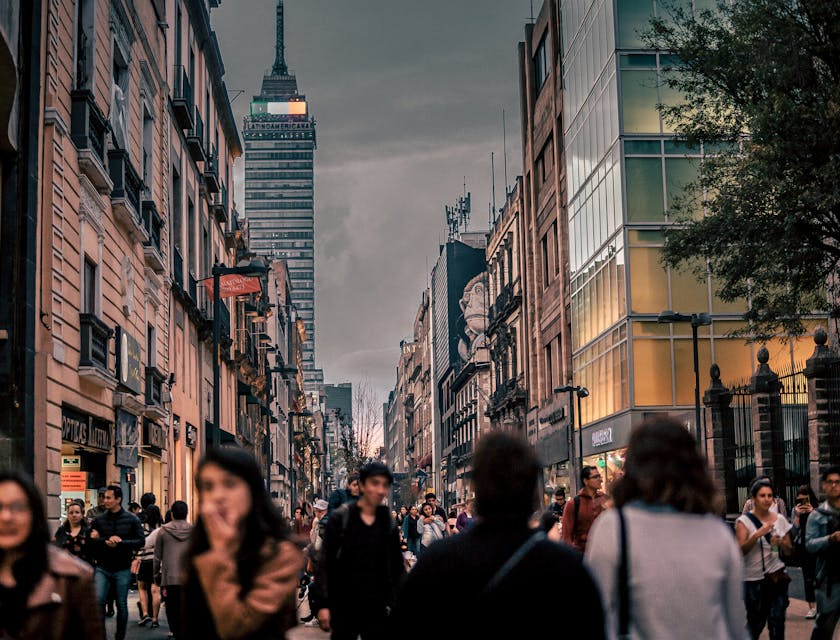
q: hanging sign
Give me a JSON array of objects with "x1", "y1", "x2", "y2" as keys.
[{"x1": 203, "y1": 273, "x2": 262, "y2": 300}]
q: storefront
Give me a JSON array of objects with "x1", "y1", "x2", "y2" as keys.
[
  {"x1": 138, "y1": 417, "x2": 167, "y2": 505},
  {"x1": 539, "y1": 426, "x2": 570, "y2": 507},
  {"x1": 580, "y1": 414, "x2": 633, "y2": 494},
  {"x1": 60, "y1": 404, "x2": 112, "y2": 516}
]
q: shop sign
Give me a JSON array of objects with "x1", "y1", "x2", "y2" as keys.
[
  {"x1": 185, "y1": 423, "x2": 197, "y2": 449},
  {"x1": 592, "y1": 427, "x2": 614, "y2": 448},
  {"x1": 115, "y1": 327, "x2": 143, "y2": 395},
  {"x1": 142, "y1": 418, "x2": 167, "y2": 453},
  {"x1": 61, "y1": 405, "x2": 112, "y2": 452},
  {"x1": 115, "y1": 409, "x2": 139, "y2": 468},
  {"x1": 61, "y1": 456, "x2": 81, "y2": 469},
  {"x1": 60, "y1": 471, "x2": 87, "y2": 492}
]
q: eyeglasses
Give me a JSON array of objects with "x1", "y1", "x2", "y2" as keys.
[
  {"x1": 0, "y1": 502, "x2": 29, "y2": 516},
  {"x1": 825, "y1": 479, "x2": 840, "y2": 486}
]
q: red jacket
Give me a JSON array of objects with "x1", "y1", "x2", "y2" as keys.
[{"x1": 560, "y1": 490, "x2": 606, "y2": 552}]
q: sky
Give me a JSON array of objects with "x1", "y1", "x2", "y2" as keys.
[{"x1": 211, "y1": 1, "x2": 534, "y2": 404}]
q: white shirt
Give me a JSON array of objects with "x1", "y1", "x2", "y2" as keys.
[{"x1": 736, "y1": 513, "x2": 791, "y2": 581}]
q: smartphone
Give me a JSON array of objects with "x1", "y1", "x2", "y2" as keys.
[{"x1": 797, "y1": 497, "x2": 810, "y2": 507}]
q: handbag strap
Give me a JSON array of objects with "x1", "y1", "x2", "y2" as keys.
[
  {"x1": 744, "y1": 512, "x2": 767, "y2": 572},
  {"x1": 481, "y1": 531, "x2": 546, "y2": 597},
  {"x1": 617, "y1": 508, "x2": 631, "y2": 639}
]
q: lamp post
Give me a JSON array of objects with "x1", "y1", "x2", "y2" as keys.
[
  {"x1": 287, "y1": 409, "x2": 311, "y2": 511},
  {"x1": 657, "y1": 310, "x2": 712, "y2": 449},
  {"x1": 553, "y1": 385, "x2": 590, "y2": 492},
  {"x1": 211, "y1": 259, "x2": 267, "y2": 449}
]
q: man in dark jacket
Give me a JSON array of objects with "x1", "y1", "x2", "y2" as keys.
[
  {"x1": 90, "y1": 484, "x2": 145, "y2": 640},
  {"x1": 390, "y1": 432, "x2": 606, "y2": 639},
  {"x1": 316, "y1": 462, "x2": 404, "y2": 639},
  {"x1": 154, "y1": 500, "x2": 193, "y2": 638},
  {"x1": 326, "y1": 472, "x2": 360, "y2": 515}
]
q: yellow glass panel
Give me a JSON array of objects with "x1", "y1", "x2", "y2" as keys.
[
  {"x1": 629, "y1": 247, "x2": 669, "y2": 313},
  {"x1": 621, "y1": 70, "x2": 661, "y2": 134},
  {"x1": 710, "y1": 277, "x2": 747, "y2": 313},
  {"x1": 673, "y1": 338, "x2": 712, "y2": 405},
  {"x1": 712, "y1": 338, "x2": 754, "y2": 386},
  {"x1": 633, "y1": 321, "x2": 670, "y2": 337},
  {"x1": 669, "y1": 268, "x2": 710, "y2": 315},
  {"x1": 713, "y1": 320, "x2": 749, "y2": 337},
  {"x1": 633, "y1": 339, "x2": 672, "y2": 405}
]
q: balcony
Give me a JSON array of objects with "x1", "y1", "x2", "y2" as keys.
[
  {"x1": 142, "y1": 201, "x2": 165, "y2": 273},
  {"x1": 70, "y1": 90, "x2": 112, "y2": 193},
  {"x1": 185, "y1": 107, "x2": 205, "y2": 163},
  {"x1": 78, "y1": 313, "x2": 116, "y2": 389},
  {"x1": 171, "y1": 65, "x2": 194, "y2": 130},
  {"x1": 108, "y1": 149, "x2": 147, "y2": 241},
  {"x1": 203, "y1": 150, "x2": 220, "y2": 194},
  {"x1": 210, "y1": 184, "x2": 228, "y2": 223},
  {"x1": 489, "y1": 281, "x2": 522, "y2": 329},
  {"x1": 172, "y1": 246, "x2": 184, "y2": 291},
  {"x1": 144, "y1": 366, "x2": 168, "y2": 420},
  {"x1": 487, "y1": 377, "x2": 527, "y2": 417}
]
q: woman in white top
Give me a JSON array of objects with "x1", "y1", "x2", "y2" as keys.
[
  {"x1": 416, "y1": 503, "x2": 445, "y2": 556},
  {"x1": 586, "y1": 416, "x2": 745, "y2": 639},
  {"x1": 736, "y1": 479, "x2": 793, "y2": 640}
]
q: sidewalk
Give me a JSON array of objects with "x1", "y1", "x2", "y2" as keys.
[
  {"x1": 104, "y1": 590, "x2": 171, "y2": 640},
  {"x1": 760, "y1": 598, "x2": 812, "y2": 639}
]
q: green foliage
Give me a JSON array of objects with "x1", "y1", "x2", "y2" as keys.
[{"x1": 647, "y1": 0, "x2": 840, "y2": 340}]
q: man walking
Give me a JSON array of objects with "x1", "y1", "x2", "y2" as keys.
[
  {"x1": 807, "y1": 466, "x2": 840, "y2": 639},
  {"x1": 549, "y1": 488, "x2": 567, "y2": 516},
  {"x1": 390, "y1": 432, "x2": 605, "y2": 638},
  {"x1": 326, "y1": 472, "x2": 360, "y2": 516},
  {"x1": 90, "y1": 484, "x2": 145, "y2": 640},
  {"x1": 561, "y1": 465, "x2": 606, "y2": 553},
  {"x1": 86, "y1": 487, "x2": 107, "y2": 522},
  {"x1": 154, "y1": 500, "x2": 193, "y2": 639},
  {"x1": 316, "y1": 461, "x2": 405, "y2": 639},
  {"x1": 455, "y1": 499, "x2": 475, "y2": 532}
]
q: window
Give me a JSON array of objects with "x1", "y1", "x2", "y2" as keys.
[
  {"x1": 625, "y1": 157, "x2": 664, "y2": 221},
  {"x1": 83, "y1": 258, "x2": 97, "y2": 314},
  {"x1": 616, "y1": 0, "x2": 654, "y2": 49},
  {"x1": 171, "y1": 167, "x2": 182, "y2": 251},
  {"x1": 142, "y1": 105, "x2": 154, "y2": 192},
  {"x1": 552, "y1": 222, "x2": 560, "y2": 276},
  {"x1": 73, "y1": 0, "x2": 95, "y2": 90},
  {"x1": 147, "y1": 322, "x2": 156, "y2": 368},
  {"x1": 541, "y1": 233, "x2": 551, "y2": 287},
  {"x1": 187, "y1": 198, "x2": 195, "y2": 274},
  {"x1": 534, "y1": 34, "x2": 550, "y2": 91},
  {"x1": 544, "y1": 343, "x2": 553, "y2": 397},
  {"x1": 111, "y1": 42, "x2": 130, "y2": 150}
]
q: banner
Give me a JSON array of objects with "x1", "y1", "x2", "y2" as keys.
[{"x1": 203, "y1": 273, "x2": 262, "y2": 300}]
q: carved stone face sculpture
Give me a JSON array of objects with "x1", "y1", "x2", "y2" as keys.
[{"x1": 458, "y1": 273, "x2": 487, "y2": 362}]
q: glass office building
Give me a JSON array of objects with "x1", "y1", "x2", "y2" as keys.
[{"x1": 560, "y1": 0, "x2": 814, "y2": 461}]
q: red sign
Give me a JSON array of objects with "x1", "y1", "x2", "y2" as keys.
[
  {"x1": 61, "y1": 471, "x2": 87, "y2": 492},
  {"x1": 203, "y1": 273, "x2": 262, "y2": 300}
]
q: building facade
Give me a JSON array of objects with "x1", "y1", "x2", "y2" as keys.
[
  {"x1": 243, "y1": 1, "x2": 322, "y2": 392},
  {"x1": 324, "y1": 382, "x2": 352, "y2": 492}
]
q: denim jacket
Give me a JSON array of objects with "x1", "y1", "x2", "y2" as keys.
[{"x1": 805, "y1": 500, "x2": 840, "y2": 585}]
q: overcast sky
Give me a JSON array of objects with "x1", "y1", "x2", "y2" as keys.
[{"x1": 211, "y1": 1, "x2": 533, "y2": 404}]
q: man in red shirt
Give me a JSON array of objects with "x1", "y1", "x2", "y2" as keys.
[{"x1": 561, "y1": 465, "x2": 606, "y2": 553}]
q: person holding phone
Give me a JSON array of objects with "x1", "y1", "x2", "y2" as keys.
[{"x1": 791, "y1": 485, "x2": 819, "y2": 619}]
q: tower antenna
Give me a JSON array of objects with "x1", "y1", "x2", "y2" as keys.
[
  {"x1": 502, "y1": 109, "x2": 509, "y2": 198},
  {"x1": 491, "y1": 152, "x2": 497, "y2": 223},
  {"x1": 445, "y1": 185, "x2": 471, "y2": 241}
]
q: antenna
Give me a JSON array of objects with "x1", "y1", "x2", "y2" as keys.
[
  {"x1": 502, "y1": 109, "x2": 509, "y2": 198},
  {"x1": 444, "y1": 186, "x2": 471, "y2": 241},
  {"x1": 530, "y1": 0, "x2": 534, "y2": 23},
  {"x1": 491, "y1": 152, "x2": 497, "y2": 223}
]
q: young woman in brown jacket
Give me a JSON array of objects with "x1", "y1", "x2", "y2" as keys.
[
  {"x1": 0, "y1": 470, "x2": 103, "y2": 640},
  {"x1": 181, "y1": 447, "x2": 304, "y2": 640}
]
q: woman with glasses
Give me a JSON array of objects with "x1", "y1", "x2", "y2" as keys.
[{"x1": 0, "y1": 470, "x2": 103, "y2": 639}]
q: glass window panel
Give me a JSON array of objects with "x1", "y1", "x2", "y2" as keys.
[
  {"x1": 633, "y1": 339, "x2": 673, "y2": 405},
  {"x1": 713, "y1": 320, "x2": 750, "y2": 337},
  {"x1": 625, "y1": 157, "x2": 664, "y2": 221},
  {"x1": 633, "y1": 321, "x2": 670, "y2": 337},
  {"x1": 620, "y1": 54, "x2": 657, "y2": 68},
  {"x1": 627, "y1": 229, "x2": 664, "y2": 245},
  {"x1": 621, "y1": 70, "x2": 661, "y2": 133},
  {"x1": 659, "y1": 75, "x2": 685, "y2": 134},
  {"x1": 625, "y1": 139, "x2": 661, "y2": 155},
  {"x1": 616, "y1": 0, "x2": 654, "y2": 48},
  {"x1": 712, "y1": 338, "x2": 754, "y2": 386},
  {"x1": 665, "y1": 157, "x2": 701, "y2": 218},
  {"x1": 629, "y1": 246, "x2": 669, "y2": 312},
  {"x1": 669, "y1": 267, "x2": 709, "y2": 314},
  {"x1": 710, "y1": 277, "x2": 748, "y2": 313},
  {"x1": 673, "y1": 338, "x2": 712, "y2": 405},
  {"x1": 664, "y1": 139, "x2": 699, "y2": 155}
]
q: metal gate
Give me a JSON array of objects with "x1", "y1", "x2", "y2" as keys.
[
  {"x1": 731, "y1": 385, "x2": 755, "y2": 509},
  {"x1": 779, "y1": 371, "x2": 809, "y2": 508}
]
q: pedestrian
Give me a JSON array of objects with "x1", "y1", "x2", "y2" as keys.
[
  {"x1": 326, "y1": 473, "x2": 360, "y2": 518},
  {"x1": 136, "y1": 504, "x2": 163, "y2": 628},
  {"x1": 737, "y1": 478, "x2": 794, "y2": 640},
  {"x1": 538, "y1": 510, "x2": 562, "y2": 543},
  {"x1": 549, "y1": 488, "x2": 567, "y2": 516},
  {"x1": 455, "y1": 499, "x2": 475, "y2": 532},
  {"x1": 128, "y1": 502, "x2": 142, "y2": 517},
  {"x1": 292, "y1": 506, "x2": 308, "y2": 543},
  {"x1": 561, "y1": 465, "x2": 606, "y2": 552},
  {"x1": 53, "y1": 499, "x2": 93, "y2": 564},
  {"x1": 402, "y1": 505, "x2": 421, "y2": 556},
  {"x1": 416, "y1": 502, "x2": 445, "y2": 556},
  {"x1": 806, "y1": 466, "x2": 840, "y2": 639},
  {"x1": 304, "y1": 498, "x2": 329, "y2": 626},
  {"x1": 585, "y1": 416, "x2": 745, "y2": 639},
  {"x1": 423, "y1": 492, "x2": 447, "y2": 521},
  {"x1": 154, "y1": 500, "x2": 193, "y2": 639},
  {"x1": 790, "y1": 484, "x2": 819, "y2": 619},
  {"x1": 315, "y1": 461, "x2": 405, "y2": 639},
  {"x1": 0, "y1": 470, "x2": 104, "y2": 640},
  {"x1": 446, "y1": 509, "x2": 458, "y2": 536},
  {"x1": 181, "y1": 446, "x2": 303, "y2": 639},
  {"x1": 398, "y1": 505, "x2": 408, "y2": 527},
  {"x1": 310, "y1": 499, "x2": 328, "y2": 554},
  {"x1": 742, "y1": 475, "x2": 788, "y2": 516},
  {"x1": 389, "y1": 431, "x2": 606, "y2": 638},
  {"x1": 89, "y1": 484, "x2": 145, "y2": 640},
  {"x1": 86, "y1": 487, "x2": 107, "y2": 523}
]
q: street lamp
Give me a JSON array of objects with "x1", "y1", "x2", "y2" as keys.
[
  {"x1": 211, "y1": 258, "x2": 267, "y2": 449},
  {"x1": 553, "y1": 385, "x2": 590, "y2": 491},
  {"x1": 657, "y1": 310, "x2": 712, "y2": 449},
  {"x1": 288, "y1": 410, "x2": 312, "y2": 511}
]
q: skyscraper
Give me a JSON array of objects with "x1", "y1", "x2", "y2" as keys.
[{"x1": 243, "y1": 1, "x2": 322, "y2": 390}]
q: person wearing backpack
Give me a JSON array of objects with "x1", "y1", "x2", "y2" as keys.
[
  {"x1": 806, "y1": 466, "x2": 840, "y2": 639},
  {"x1": 561, "y1": 465, "x2": 606, "y2": 552},
  {"x1": 315, "y1": 461, "x2": 405, "y2": 639}
]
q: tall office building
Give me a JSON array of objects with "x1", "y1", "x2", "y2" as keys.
[{"x1": 243, "y1": 1, "x2": 322, "y2": 390}]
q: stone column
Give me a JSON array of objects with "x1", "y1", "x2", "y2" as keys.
[
  {"x1": 704, "y1": 364, "x2": 738, "y2": 513},
  {"x1": 750, "y1": 347, "x2": 785, "y2": 492},
  {"x1": 804, "y1": 326, "x2": 840, "y2": 489}
]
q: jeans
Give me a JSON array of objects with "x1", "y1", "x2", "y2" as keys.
[
  {"x1": 744, "y1": 577, "x2": 789, "y2": 640},
  {"x1": 164, "y1": 585, "x2": 182, "y2": 639},
  {"x1": 811, "y1": 582, "x2": 840, "y2": 640},
  {"x1": 95, "y1": 567, "x2": 132, "y2": 640}
]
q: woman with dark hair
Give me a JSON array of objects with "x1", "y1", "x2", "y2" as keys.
[
  {"x1": 791, "y1": 484, "x2": 819, "y2": 618},
  {"x1": 0, "y1": 470, "x2": 103, "y2": 639},
  {"x1": 54, "y1": 499, "x2": 93, "y2": 565},
  {"x1": 737, "y1": 479, "x2": 793, "y2": 639},
  {"x1": 182, "y1": 447, "x2": 303, "y2": 639},
  {"x1": 136, "y1": 503, "x2": 163, "y2": 627},
  {"x1": 585, "y1": 416, "x2": 745, "y2": 639},
  {"x1": 538, "y1": 510, "x2": 562, "y2": 543}
]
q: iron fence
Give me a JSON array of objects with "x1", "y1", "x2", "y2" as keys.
[
  {"x1": 731, "y1": 384, "x2": 755, "y2": 509},
  {"x1": 778, "y1": 370, "x2": 809, "y2": 508}
]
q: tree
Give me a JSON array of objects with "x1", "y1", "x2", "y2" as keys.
[
  {"x1": 648, "y1": 0, "x2": 840, "y2": 341},
  {"x1": 336, "y1": 379, "x2": 382, "y2": 473}
]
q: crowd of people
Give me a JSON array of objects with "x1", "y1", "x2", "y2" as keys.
[{"x1": 5, "y1": 417, "x2": 840, "y2": 639}]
